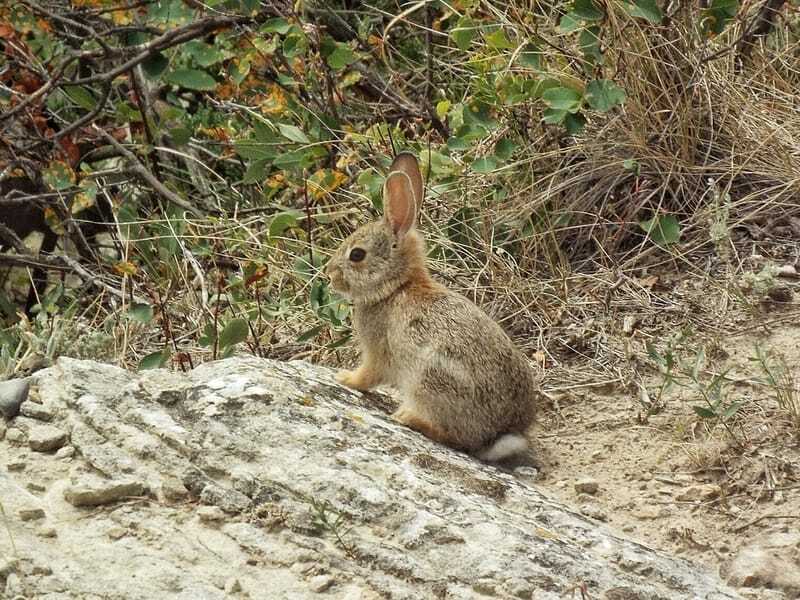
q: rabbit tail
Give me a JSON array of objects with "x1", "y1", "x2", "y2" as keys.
[{"x1": 475, "y1": 433, "x2": 528, "y2": 462}]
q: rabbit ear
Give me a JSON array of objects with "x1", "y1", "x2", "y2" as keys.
[{"x1": 383, "y1": 153, "x2": 423, "y2": 237}]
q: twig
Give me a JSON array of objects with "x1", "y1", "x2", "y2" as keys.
[{"x1": 733, "y1": 514, "x2": 800, "y2": 533}]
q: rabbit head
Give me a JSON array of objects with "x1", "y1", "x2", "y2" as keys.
[{"x1": 325, "y1": 153, "x2": 428, "y2": 305}]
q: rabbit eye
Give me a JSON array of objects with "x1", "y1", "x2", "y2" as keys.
[{"x1": 349, "y1": 247, "x2": 366, "y2": 262}]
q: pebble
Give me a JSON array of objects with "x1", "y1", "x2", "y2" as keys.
[
  {"x1": 160, "y1": 477, "x2": 190, "y2": 502},
  {"x1": 55, "y1": 445, "x2": 75, "y2": 459},
  {"x1": 224, "y1": 577, "x2": 242, "y2": 593},
  {"x1": 574, "y1": 477, "x2": 599, "y2": 495},
  {"x1": 19, "y1": 401, "x2": 54, "y2": 422},
  {"x1": 107, "y1": 526, "x2": 128, "y2": 540},
  {"x1": 309, "y1": 574, "x2": 335, "y2": 593},
  {"x1": 633, "y1": 506, "x2": 668, "y2": 520},
  {"x1": 37, "y1": 525, "x2": 57, "y2": 538},
  {"x1": 63, "y1": 478, "x2": 147, "y2": 507},
  {"x1": 0, "y1": 378, "x2": 29, "y2": 419},
  {"x1": 0, "y1": 558, "x2": 17, "y2": 578},
  {"x1": 675, "y1": 484, "x2": 721, "y2": 502},
  {"x1": 0, "y1": 420, "x2": 5, "y2": 440},
  {"x1": 26, "y1": 482, "x2": 46, "y2": 493},
  {"x1": 5, "y1": 428, "x2": 26, "y2": 444},
  {"x1": 28, "y1": 425, "x2": 68, "y2": 452},
  {"x1": 579, "y1": 503, "x2": 607, "y2": 521},
  {"x1": 19, "y1": 507, "x2": 46, "y2": 521},
  {"x1": 7, "y1": 461, "x2": 26, "y2": 472},
  {"x1": 197, "y1": 505, "x2": 226, "y2": 523},
  {"x1": 726, "y1": 532, "x2": 800, "y2": 594},
  {"x1": 776, "y1": 264, "x2": 798, "y2": 278}
]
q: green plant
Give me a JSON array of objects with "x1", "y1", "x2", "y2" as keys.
[
  {"x1": 751, "y1": 344, "x2": 800, "y2": 432},
  {"x1": 307, "y1": 497, "x2": 355, "y2": 557}
]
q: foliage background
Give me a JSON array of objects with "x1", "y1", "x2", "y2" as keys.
[{"x1": 1, "y1": 0, "x2": 798, "y2": 379}]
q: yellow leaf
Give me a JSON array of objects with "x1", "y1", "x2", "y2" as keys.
[
  {"x1": 307, "y1": 169, "x2": 347, "y2": 200},
  {"x1": 114, "y1": 261, "x2": 138, "y2": 276},
  {"x1": 259, "y1": 84, "x2": 287, "y2": 115}
]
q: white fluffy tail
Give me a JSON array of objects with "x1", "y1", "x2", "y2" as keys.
[{"x1": 476, "y1": 433, "x2": 528, "y2": 462}]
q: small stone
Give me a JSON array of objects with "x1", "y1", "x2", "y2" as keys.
[
  {"x1": 19, "y1": 401, "x2": 54, "y2": 422},
  {"x1": 767, "y1": 286, "x2": 793, "y2": 302},
  {"x1": 308, "y1": 575, "x2": 334, "y2": 593},
  {"x1": 776, "y1": 264, "x2": 798, "y2": 278},
  {"x1": 0, "y1": 421, "x2": 5, "y2": 440},
  {"x1": 197, "y1": 505, "x2": 226, "y2": 523},
  {"x1": 0, "y1": 378, "x2": 30, "y2": 419},
  {"x1": 5, "y1": 428, "x2": 26, "y2": 444},
  {"x1": 575, "y1": 477, "x2": 599, "y2": 495},
  {"x1": 160, "y1": 477, "x2": 190, "y2": 503},
  {"x1": 28, "y1": 425, "x2": 68, "y2": 452},
  {"x1": 26, "y1": 482, "x2": 46, "y2": 493},
  {"x1": 37, "y1": 525, "x2": 57, "y2": 538},
  {"x1": 107, "y1": 526, "x2": 127, "y2": 540},
  {"x1": 224, "y1": 577, "x2": 242, "y2": 593},
  {"x1": 55, "y1": 445, "x2": 75, "y2": 459},
  {"x1": 63, "y1": 478, "x2": 147, "y2": 507},
  {"x1": 4, "y1": 572, "x2": 23, "y2": 596},
  {"x1": 726, "y1": 532, "x2": 800, "y2": 595},
  {"x1": 633, "y1": 506, "x2": 666, "y2": 520},
  {"x1": 676, "y1": 484, "x2": 721, "y2": 502},
  {"x1": 6, "y1": 461, "x2": 25, "y2": 472},
  {"x1": 579, "y1": 503, "x2": 607, "y2": 521},
  {"x1": 19, "y1": 507, "x2": 46, "y2": 521},
  {"x1": 0, "y1": 558, "x2": 18, "y2": 578}
]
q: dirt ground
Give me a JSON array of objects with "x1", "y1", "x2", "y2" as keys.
[{"x1": 526, "y1": 265, "x2": 800, "y2": 597}]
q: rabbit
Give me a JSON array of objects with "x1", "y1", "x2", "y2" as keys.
[{"x1": 324, "y1": 152, "x2": 537, "y2": 461}]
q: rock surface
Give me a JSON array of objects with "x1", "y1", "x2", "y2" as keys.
[
  {"x1": 0, "y1": 377, "x2": 29, "y2": 418},
  {"x1": 0, "y1": 356, "x2": 744, "y2": 599},
  {"x1": 724, "y1": 531, "x2": 800, "y2": 596}
]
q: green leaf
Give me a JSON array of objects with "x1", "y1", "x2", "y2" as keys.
[
  {"x1": 42, "y1": 162, "x2": 74, "y2": 191},
  {"x1": 572, "y1": 0, "x2": 604, "y2": 20},
  {"x1": 542, "y1": 87, "x2": 583, "y2": 112},
  {"x1": 564, "y1": 112, "x2": 587, "y2": 134},
  {"x1": 639, "y1": 214, "x2": 681, "y2": 246},
  {"x1": 185, "y1": 40, "x2": 225, "y2": 67},
  {"x1": 579, "y1": 26, "x2": 603, "y2": 65},
  {"x1": 277, "y1": 123, "x2": 310, "y2": 144},
  {"x1": 139, "y1": 350, "x2": 169, "y2": 370},
  {"x1": 494, "y1": 138, "x2": 518, "y2": 160},
  {"x1": 129, "y1": 303, "x2": 154, "y2": 323},
  {"x1": 170, "y1": 127, "x2": 192, "y2": 146},
  {"x1": 261, "y1": 17, "x2": 291, "y2": 34},
  {"x1": 471, "y1": 156, "x2": 497, "y2": 173},
  {"x1": 692, "y1": 406, "x2": 717, "y2": 419},
  {"x1": 622, "y1": 0, "x2": 664, "y2": 23},
  {"x1": 558, "y1": 12, "x2": 584, "y2": 34},
  {"x1": 219, "y1": 318, "x2": 249, "y2": 349},
  {"x1": 269, "y1": 210, "x2": 303, "y2": 238},
  {"x1": 542, "y1": 107, "x2": 568, "y2": 125},
  {"x1": 142, "y1": 52, "x2": 169, "y2": 79},
  {"x1": 451, "y1": 17, "x2": 475, "y2": 51},
  {"x1": 297, "y1": 324, "x2": 325, "y2": 342},
  {"x1": 243, "y1": 159, "x2": 269, "y2": 184},
  {"x1": 229, "y1": 59, "x2": 251, "y2": 85},
  {"x1": 63, "y1": 85, "x2": 96, "y2": 110},
  {"x1": 518, "y1": 44, "x2": 543, "y2": 69},
  {"x1": 234, "y1": 141, "x2": 274, "y2": 160},
  {"x1": 326, "y1": 44, "x2": 357, "y2": 70},
  {"x1": 484, "y1": 28, "x2": 514, "y2": 50},
  {"x1": 165, "y1": 69, "x2": 217, "y2": 91},
  {"x1": 272, "y1": 147, "x2": 324, "y2": 169},
  {"x1": 585, "y1": 79, "x2": 626, "y2": 112},
  {"x1": 722, "y1": 402, "x2": 743, "y2": 419},
  {"x1": 703, "y1": 0, "x2": 739, "y2": 34},
  {"x1": 692, "y1": 347, "x2": 706, "y2": 380}
]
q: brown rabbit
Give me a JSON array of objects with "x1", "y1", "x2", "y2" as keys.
[{"x1": 325, "y1": 153, "x2": 537, "y2": 461}]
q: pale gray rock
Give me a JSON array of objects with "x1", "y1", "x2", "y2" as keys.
[
  {"x1": 725, "y1": 531, "x2": 800, "y2": 596},
  {"x1": 28, "y1": 424, "x2": 68, "y2": 451},
  {"x1": 575, "y1": 477, "x2": 599, "y2": 495},
  {"x1": 5, "y1": 427, "x2": 26, "y2": 444},
  {"x1": 20, "y1": 400, "x2": 55, "y2": 421},
  {"x1": 0, "y1": 356, "x2": 742, "y2": 600},
  {"x1": 63, "y1": 477, "x2": 147, "y2": 507},
  {"x1": 55, "y1": 445, "x2": 75, "y2": 459},
  {"x1": 0, "y1": 377, "x2": 29, "y2": 419},
  {"x1": 309, "y1": 574, "x2": 335, "y2": 593},
  {"x1": 676, "y1": 484, "x2": 721, "y2": 502}
]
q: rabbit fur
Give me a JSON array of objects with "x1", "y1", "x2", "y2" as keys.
[{"x1": 325, "y1": 153, "x2": 537, "y2": 460}]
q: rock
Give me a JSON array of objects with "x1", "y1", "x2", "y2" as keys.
[
  {"x1": 0, "y1": 420, "x2": 5, "y2": 440},
  {"x1": 26, "y1": 482, "x2": 46, "y2": 493},
  {"x1": 5, "y1": 427, "x2": 26, "y2": 444},
  {"x1": 776, "y1": 264, "x2": 798, "y2": 278},
  {"x1": 37, "y1": 526, "x2": 57, "y2": 538},
  {"x1": 725, "y1": 532, "x2": 800, "y2": 595},
  {"x1": 28, "y1": 424, "x2": 68, "y2": 452},
  {"x1": 19, "y1": 507, "x2": 46, "y2": 521},
  {"x1": 676, "y1": 484, "x2": 721, "y2": 502},
  {"x1": 0, "y1": 378, "x2": 29, "y2": 419},
  {"x1": 106, "y1": 526, "x2": 128, "y2": 540},
  {"x1": 4, "y1": 572, "x2": 23, "y2": 597},
  {"x1": 224, "y1": 577, "x2": 242, "y2": 593},
  {"x1": 767, "y1": 286, "x2": 793, "y2": 302},
  {"x1": 579, "y1": 503, "x2": 607, "y2": 521},
  {"x1": 0, "y1": 356, "x2": 739, "y2": 600},
  {"x1": 0, "y1": 558, "x2": 17, "y2": 579},
  {"x1": 6, "y1": 460, "x2": 25, "y2": 472},
  {"x1": 309, "y1": 574, "x2": 335, "y2": 593},
  {"x1": 19, "y1": 400, "x2": 54, "y2": 422},
  {"x1": 159, "y1": 477, "x2": 190, "y2": 502},
  {"x1": 55, "y1": 445, "x2": 75, "y2": 459},
  {"x1": 197, "y1": 506, "x2": 226, "y2": 523},
  {"x1": 63, "y1": 478, "x2": 147, "y2": 507},
  {"x1": 575, "y1": 477, "x2": 600, "y2": 495}
]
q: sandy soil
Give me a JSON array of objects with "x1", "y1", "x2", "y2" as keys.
[{"x1": 527, "y1": 269, "x2": 800, "y2": 597}]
